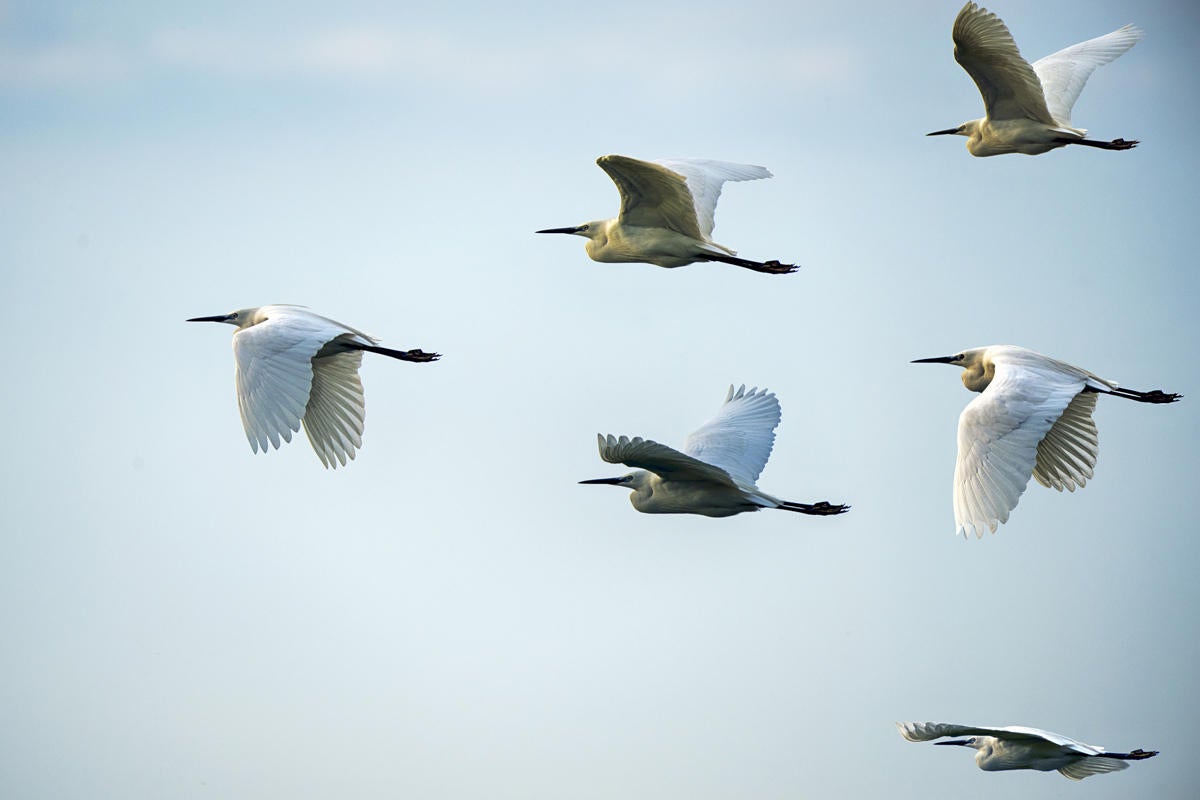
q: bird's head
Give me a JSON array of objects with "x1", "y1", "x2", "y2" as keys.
[
  {"x1": 912, "y1": 347, "x2": 992, "y2": 393},
  {"x1": 579, "y1": 471, "x2": 644, "y2": 490},
  {"x1": 935, "y1": 736, "x2": 981, "y2": 750},
  {"x1": 186, "y1": 307, "x2": 265, "y2": 330},
  {"x1": 536, "y1": 220, "x2": 608, "y2": 250},
  {"x1": 927, "y1": 120, "x2": 982, "y2": 148}
]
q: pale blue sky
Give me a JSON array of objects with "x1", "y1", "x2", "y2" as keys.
[{"x1": 1, "y1": 1, "x2": 1197, "y2": 798}]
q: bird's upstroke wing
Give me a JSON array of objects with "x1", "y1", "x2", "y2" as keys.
[
  {"x1": 953, "y1": 350, "x2": 1090, "y2": 536},
  {"x1": 302, "y1": 335, "x2": 368, "y2": 468},
  {"x1": 597, "y1": 434, "x2": 738, "y2": 487},
  {"x1": 1032, "y1": 24, "x2": 1142, "y2": 127},
  {"x1": 952, "y1": 2, "x2": 1057, "y2": 125},
  {"x1": 654, "y1": 159, "x2": 772, "y2": 240},
  {"x1": 683, "y1": 385, "x2": 781, "y2": 488},
  {"x1": 897, "y1": 722, "x2": 1100, "y2": 753},
  {"x1": 233, "y1": 317, "x2": 323, "y2": 453}
]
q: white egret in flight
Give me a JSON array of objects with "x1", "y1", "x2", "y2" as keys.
[
  {"x1": 913, "y1": 345, "x2": 1180, "y2": 537},
  {"x1": 897, "y1": 721, "x2": 1158, "y2": 780},
  {"x1": 928, "y1": 2, "x2": 1142, "y2": 156},
  {"x1": 580, "y1": 385, "x2": 848, "y2": 517},
  {"x1": 537, "y1": 155, "x2": 798, "y2": 274},
  {"x1": 188, "y1": 305, "x2": 439, "y2": 468}
]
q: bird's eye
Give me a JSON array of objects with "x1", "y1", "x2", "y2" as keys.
[{"x1": 580, "y1": 224, "x2": 589, "y2": 231}]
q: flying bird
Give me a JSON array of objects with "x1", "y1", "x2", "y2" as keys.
[
  {"x1": 913, "y1": 345, "x2": 1180, "y2": 537},
  {"x1": 897, "y1": 721, "x2": 1158, "y2": 780},
  {"x1": 188, "y1": 304, "x2": 440, "y2": 468},
  {"x1": 928, "y1": 2, "x2": 1142, "y2": 156},
  {"x1": 537, "y1": 155, "x2": 798, "y2": 274},
  {"x1": 580, "y1": 385, "x2": 848, "y2": 517}
]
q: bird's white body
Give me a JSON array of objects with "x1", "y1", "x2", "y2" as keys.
[
  {"x1": 538, "y1": 156, "x2": 796, "y2": 273},
  {"x1": 581, "y1": 385, "x2": 847, "y2": 518},
  {"x1": 930, "y1": 2, "x2": 1142, "y2": 156},
  {"x1": 914, "y1": 345, "x2": 1179, "y2": 537},
  {"x1": 188, "y1": 304, "x2": 438, "y2": 468},
  {"x1": 897, "y1": 721, "x2": 1158, "y2": 780}
]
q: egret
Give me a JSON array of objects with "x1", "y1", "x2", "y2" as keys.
[
  {"x1": 913, "y1": 345, "x2": 1180, "y2": 537},
  {"x1": 187, "y1": 305, "x2": 440, "y2": 468},
  {"x1": 580, "y1": 385, "x2": 848, "y2": 517},
  {"x1": 537, "y1": 155, "x2": 798, "y2": 274},
  {"x1": 897, "y1": 721, "x2": 1158, "y2": 780},
  {"x1": 928, "y1": 2, "x2": 1142, "y2": 156}
]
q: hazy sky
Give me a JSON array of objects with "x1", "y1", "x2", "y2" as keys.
[{"x1": 2, "y1": 1, "x2": 1198, "y2": 798}]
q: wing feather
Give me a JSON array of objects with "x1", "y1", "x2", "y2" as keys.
[
  {"x1": 302, "y1": 339, "x2": 367, "y2": 468},
  {"x1": 1033, "y1": 391, "x2": 1098, "y2": 491},
  {"x1": 683, "y1": 385, "x2": 781, "y2": 488},
  {"x1": 597, "y1": 433, "x2": 738, "y2": 487},
  {"x1": 233, "y1": 320, "x2": 319, "y2": 453},
  {"x1": 1058, "y1": 758, "x2": 1128, "y2": 780},
  {"x1": 954, "y1": 350, "x2": 1089, "y2": 536},
  {"x1": 1033, "y1": 24, "x2": 1142, "y2": 127},
  {"x1": 952, "y1": 2, "x2": 1056, "y2": 125}
]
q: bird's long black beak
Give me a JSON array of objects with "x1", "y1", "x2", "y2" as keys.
[
  {"x1": 934, "y1": 739, "x2": 972, "y2": 747},
  {"x1": 579, "y1": 477, "x2": 624, "y2": 486},
  {"x1": 926, "y1": 128, "x2": 959, "y2": 136},
  {"x1": 186, "y1": 314, "x2": 234, "y2": 323},
  {"x1": 911, "y1": 355, "x2": 957, "y2": 364},
  {"x1": 536, "y1": 226, "x2": 584, "y2": 235}
]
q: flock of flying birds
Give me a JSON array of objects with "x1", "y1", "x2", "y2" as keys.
[{"x1": 188, "y1": 3, "x2": 1178, "y2": 782}]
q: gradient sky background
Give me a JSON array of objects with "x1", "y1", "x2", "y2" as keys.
[{"x1": 2, "y1": 1, "x2": 1198, "y2": 797}]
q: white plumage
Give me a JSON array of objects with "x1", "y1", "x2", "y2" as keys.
[
  {"x1": 537, "y1": 155, "x2": 797, "y2": 274},
  {"x1": 928, "y1": 2, "x2": 1142, "y2": 156},
  {"x1": 188, "y1": 304, "x2": 440, "y2": 468},
  {"x1": 579, "y1": 385, "x2": 848, "y2": 518},
  {"x1": 897, "y1": 721, "x2": 1158, "y2": 780},
  {"x1": 914, "y1": 345, "x2": 1180, "y2": 537}
]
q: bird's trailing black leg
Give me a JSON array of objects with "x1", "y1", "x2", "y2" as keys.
[
  {"x1": 1086, "y1": 385, "x2": 1182, "y2": 404},
  {"x1": 347, "y1": 343, "x2": 442, "y2": 363},
  {"x1": 777, "y1": 500, "x2": 850, "y2": 516},
  {"x1": 702, "y1": 252, "x2": 800, "y2": 275},
  {"x1": 1096, "y1": 749, "x2": 1159, "y2": 761},
  {"x1": 1057, "y1": 136, "x2": 1139, "y2": 151}
]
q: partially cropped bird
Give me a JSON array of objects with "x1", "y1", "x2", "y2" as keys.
[
  {"x1": 537, "y1": 155, "x2": 797, "y2": 274},
  {"x1": 897, "y1": 721, "x2": 1158, "y2": 780},
  {"x1": 913, "y1": 345, "x2": 1180, "y2": 537},
  {"x1": 928, "y1": 2, "x2": 1142, "y2": 156},
  {"x1": 188, "y1": 305, "x2": 440, "y2": 468},
  {"x1": 580, "y1": 385, "x2": 848, "y2": 517}
]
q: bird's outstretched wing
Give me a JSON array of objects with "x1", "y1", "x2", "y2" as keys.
[
  {"x1": 302, "y1": 335, "x2": 368, "y2": 468},
  {"x1": 1032, "y1": 24, "x2": 1142, "y2": 128},
  {"x1": 654, "y1": 159, "x2": 771, "y2": 240},
  {"x1": 896, "y1": 722, "x2": 1101, "y2": 754},
  {"x1": 953, "y1": 348, "x2": 1092, "y2": 537},
  {"x1": 597, "y1": 155, "x2": 769, "y2": 241},
  {"x1": 952, "y1": 2, "x2": 1057, "y2": 125},
  {"x1": 683, "y1": 385, "x2": 781, "y2": 488},
  {"x1": 597, "y1": 433, "x2": 738, "y2": 487}
]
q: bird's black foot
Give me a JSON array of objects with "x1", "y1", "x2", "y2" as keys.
[
  {"x1": 401, "y1": 349, "x2": 441, "y2": 362},
  {"x1": 755, "y1": 259, "x2": 801, "y2": 275},
  {"x1": 1110, "y1": 138, "x2": 1138, "y2": 150}
]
